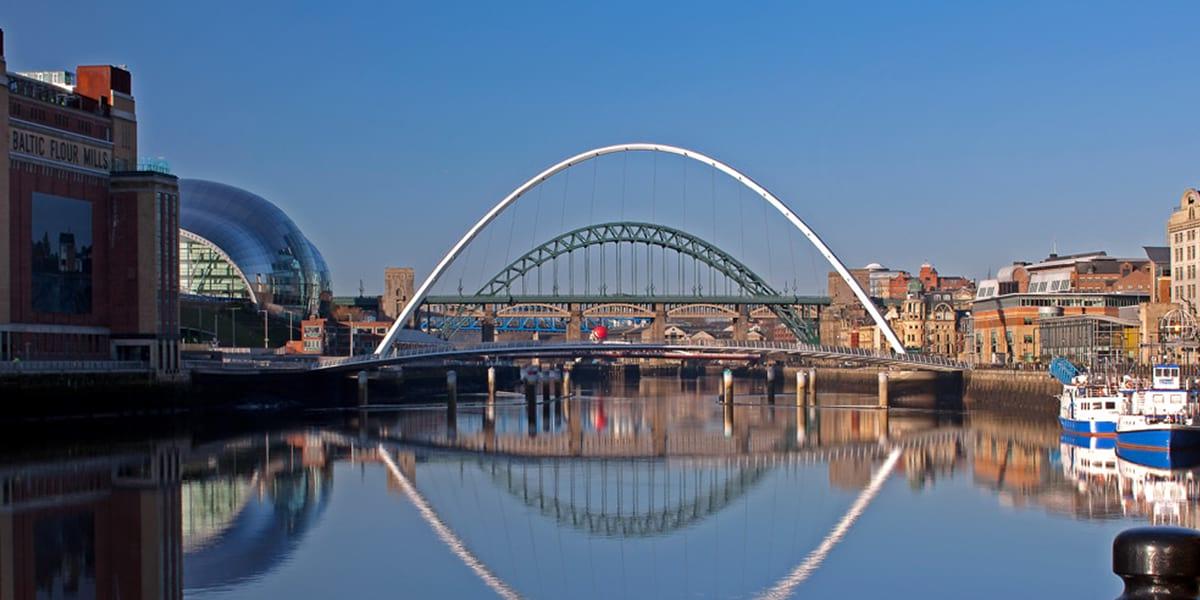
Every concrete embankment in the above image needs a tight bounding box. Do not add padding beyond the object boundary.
[0,372,188,420]
[961,370,1059,416]
[783,366,1058,414]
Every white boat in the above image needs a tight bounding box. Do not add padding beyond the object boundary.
[1116,364,1200,456]
[1058,374,1124,436]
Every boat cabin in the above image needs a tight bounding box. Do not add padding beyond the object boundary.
[1153,364,1182,391]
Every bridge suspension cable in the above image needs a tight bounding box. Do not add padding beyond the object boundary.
[375,143,904,355]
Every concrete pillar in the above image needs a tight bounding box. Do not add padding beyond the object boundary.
[568,393,583,456]
[732,304,750,342]
[766,364,776,405]
[357,371,368,407]
[652,303,666,342]
[561,368,571,399]
[483,383,496,452]
[878,371,889,409]
[566,304,583,342]
[795,403,807,445]
[796,370,808,406]
[524,375,536,411]
[447,370,458,411]
[480,307,496,343]
[487,366,496,403]
[808,368,817,403]
[723,368,734,405]
[723,401,734,438]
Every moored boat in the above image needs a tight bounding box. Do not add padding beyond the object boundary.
[1052,357,1123,436]
[1116,364,1200,453]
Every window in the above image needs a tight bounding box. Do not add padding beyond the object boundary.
[1106,402,1116,410]
[1023,317,1033,325]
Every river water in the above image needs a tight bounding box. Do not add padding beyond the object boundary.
[1,376,1165,599]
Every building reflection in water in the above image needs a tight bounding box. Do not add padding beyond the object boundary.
[14,379,1200,598]
[0,431,339,599]
[0,441,184,600]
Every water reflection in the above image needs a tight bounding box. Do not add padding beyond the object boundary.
[9,378,1200,598]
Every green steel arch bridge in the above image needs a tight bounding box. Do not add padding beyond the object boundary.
[418,221,828,343]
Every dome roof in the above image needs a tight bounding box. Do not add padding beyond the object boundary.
[179,179,331,313]
[864,262,886,271]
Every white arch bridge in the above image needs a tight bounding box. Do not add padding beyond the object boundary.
[315,340,969,373]
[377,143,909,356]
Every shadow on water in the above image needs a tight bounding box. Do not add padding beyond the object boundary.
[0,375,1186,598]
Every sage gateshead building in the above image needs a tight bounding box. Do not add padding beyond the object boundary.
[178,179,331,317]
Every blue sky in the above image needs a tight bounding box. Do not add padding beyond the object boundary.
[6,1,1199,294]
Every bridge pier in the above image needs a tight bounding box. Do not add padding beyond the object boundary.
[487,366,496,402]
[480,307,496,343]
[808,368,817,404]
[766,364,776,404]
[447,370,458,437]
[483,391,496,452]
[878,371,889,409]
[795,403,807,445]
[732,305,750,342]
[568,394,583,456]
[796,370,807,405]
[723,368,734,405]
[652,303,666,342]
[523,373,537,431]
[566,304,583,342]
[357,371,368,407]
[723,399,734,438]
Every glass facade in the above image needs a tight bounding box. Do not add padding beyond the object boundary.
[179,179,331,315]
[179,231,252,301]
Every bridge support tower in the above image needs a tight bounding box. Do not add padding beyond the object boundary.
[652,303,666,342]
[480,307,496,343]
[566,304,583,342]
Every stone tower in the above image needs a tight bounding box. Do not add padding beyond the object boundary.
[383,267,415,320]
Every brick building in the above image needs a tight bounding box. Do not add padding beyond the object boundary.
[0,30,180,373]
[821,262,973,356]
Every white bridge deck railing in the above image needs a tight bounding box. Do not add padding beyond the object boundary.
[317,339,969,371]
[0,360,152,374]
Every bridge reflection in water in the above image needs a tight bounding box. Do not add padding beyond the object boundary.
[13,383,1200,598]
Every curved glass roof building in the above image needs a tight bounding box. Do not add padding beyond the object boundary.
[179,179,331,315]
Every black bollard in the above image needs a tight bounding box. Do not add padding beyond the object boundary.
[1113,527,1200,599]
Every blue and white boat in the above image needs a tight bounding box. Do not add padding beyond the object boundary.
[1116,364,1200,453]
[1053,357,1124,436]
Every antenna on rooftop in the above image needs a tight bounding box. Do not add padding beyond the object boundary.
[358,279,365,298]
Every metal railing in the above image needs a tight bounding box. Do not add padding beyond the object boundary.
[314,339,971,372]
[0,360,152,375]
